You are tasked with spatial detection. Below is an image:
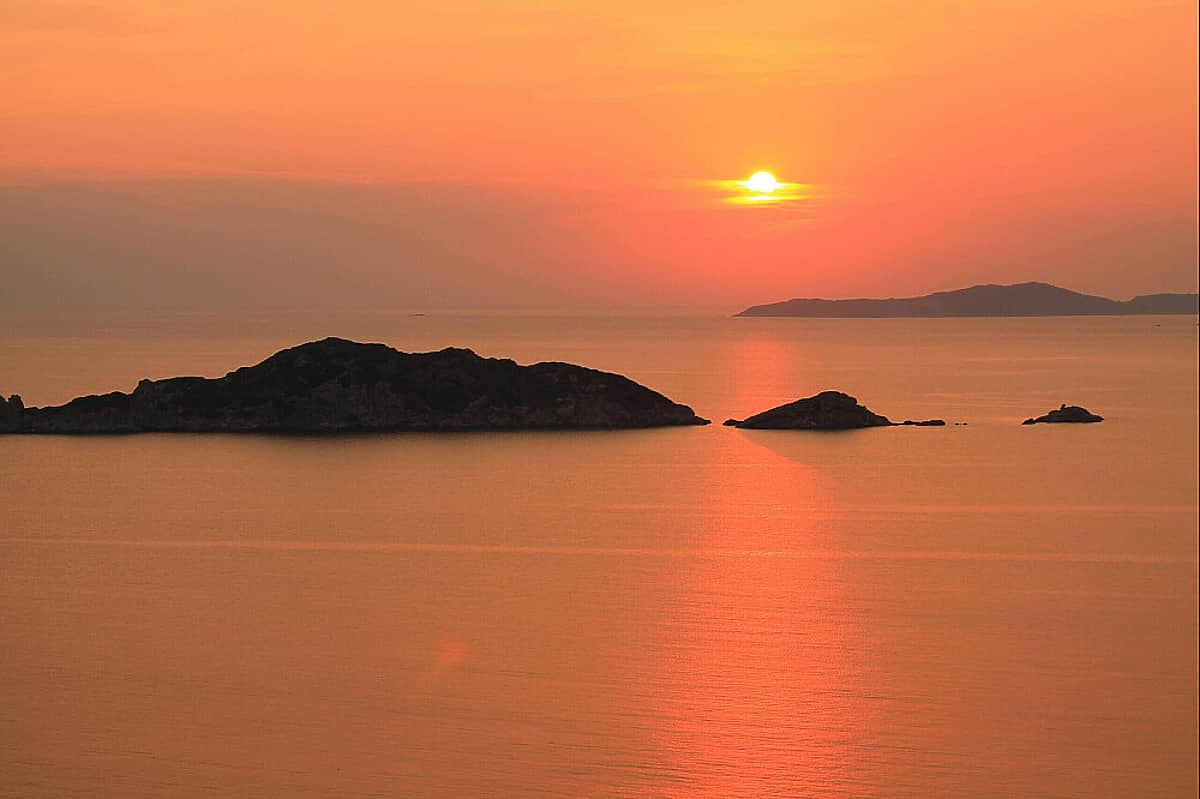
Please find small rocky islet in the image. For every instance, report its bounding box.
[0,338,709,433]
[1022,405,1104,425]
[723,391,945,429]
[720,391,1105,429]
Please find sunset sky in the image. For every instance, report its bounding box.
[2,0,1196,311]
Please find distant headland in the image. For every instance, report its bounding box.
[0,338,709,433]
[735,282,1200,318]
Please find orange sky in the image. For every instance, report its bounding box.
[2,0,1197,310]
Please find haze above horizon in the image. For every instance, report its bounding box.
[2,0,1196,312]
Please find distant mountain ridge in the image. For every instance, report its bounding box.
[736,282,1200,318]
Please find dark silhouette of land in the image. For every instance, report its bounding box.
[724,391,944,429]
[0,338,709,433]
[736,282,1200,318]
[1023,404,1104,425]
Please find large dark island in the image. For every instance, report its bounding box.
[0,338,709,433]
[736,282,1200,318]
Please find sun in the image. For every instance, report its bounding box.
[713,170,805,205]
[745,171,780,194]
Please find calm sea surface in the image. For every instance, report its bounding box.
[1,313,1197,798]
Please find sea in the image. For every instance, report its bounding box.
[1,312,1196,798]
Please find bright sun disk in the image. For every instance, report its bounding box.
[746,171,779,193]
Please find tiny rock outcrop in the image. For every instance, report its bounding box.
[724,391,912,429]
[4,338,710,433]
[1022,404,1104,425]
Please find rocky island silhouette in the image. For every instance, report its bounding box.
[723,391,945,429]
[0,338,709,433]
[0,340,1119,434]
[1022,405,1104,424]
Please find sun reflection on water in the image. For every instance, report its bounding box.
[639,336,877,796]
